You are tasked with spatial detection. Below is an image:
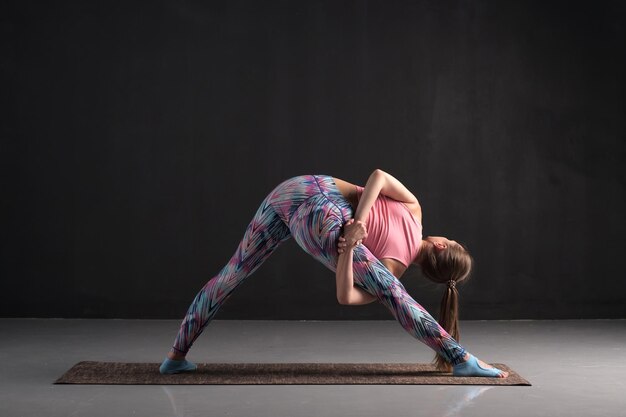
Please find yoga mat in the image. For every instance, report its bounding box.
[54,361,531,386]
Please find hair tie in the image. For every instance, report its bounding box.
[447,280,456,289]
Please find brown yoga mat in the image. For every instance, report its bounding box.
[54,361,531,386]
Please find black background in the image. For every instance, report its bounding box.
[2,0,625,320]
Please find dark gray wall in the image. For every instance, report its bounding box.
[2,0,625,320]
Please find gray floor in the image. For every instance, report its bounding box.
[1,319,625,417]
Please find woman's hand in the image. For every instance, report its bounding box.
[338,218,368,254]
[335,219,378,305]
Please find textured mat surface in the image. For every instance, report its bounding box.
[54,361,531,385]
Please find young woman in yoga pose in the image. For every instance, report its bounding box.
[159,169,508,378]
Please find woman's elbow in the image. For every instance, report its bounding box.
[336,294,352,305]
[371,168,384,179]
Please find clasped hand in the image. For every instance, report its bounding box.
[337,218,368,254]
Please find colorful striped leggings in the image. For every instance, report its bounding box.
[171,174,467,365]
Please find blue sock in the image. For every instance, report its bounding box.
[159,357,198,375]
[452,353,504,377]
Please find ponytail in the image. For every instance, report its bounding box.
[433,283,460,372]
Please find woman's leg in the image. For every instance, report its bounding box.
[166,178,312,358]
[164,175,323,362]
[349,245,467,365]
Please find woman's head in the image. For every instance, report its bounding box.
[419,236,473,285]
[417,236,474,372]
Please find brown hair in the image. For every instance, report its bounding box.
[418,241,473,372]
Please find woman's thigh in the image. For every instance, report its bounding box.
[287,193,347,271]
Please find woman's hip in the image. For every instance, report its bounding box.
[268,174,353,225]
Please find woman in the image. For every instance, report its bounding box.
[159,169,508,378]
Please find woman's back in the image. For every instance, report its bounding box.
[354,184,423,269]
[332,176,423,271]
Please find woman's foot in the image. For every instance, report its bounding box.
[453,353,509,378]
[159,356,198,375]
[160,349,197,374]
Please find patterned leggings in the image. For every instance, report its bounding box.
[171,174,467,365]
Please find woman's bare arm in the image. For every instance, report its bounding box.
[336,220,377,305]
[354,169,419,224]
[336,246,377,305]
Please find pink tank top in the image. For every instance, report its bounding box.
[354,185,423,267]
